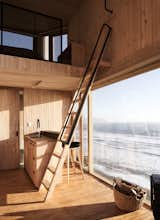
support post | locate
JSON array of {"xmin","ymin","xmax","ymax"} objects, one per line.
[
  {"xmin": 19, "ymin": 90, "xmax": 24, "ymax": 166},
  {"xmin": 67, "ymin": 147, "xmax": 70, "ymax": 184},
  {"xmin": 79, "ymin": 114, "xmax": 84, "ymax": 167},
  {"xmin": 88, "ymin": 91, "xmax": 93, "ymax": 173},
  {"xmin": 79, "ymin": 92, "xmax": 84, "ymax": 167},
  {"xmin": 49, "ymin": 35, "xmax": 53, "ymax": 61}
]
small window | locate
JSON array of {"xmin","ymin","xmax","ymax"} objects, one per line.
[
  {"xmin": 2, "ymin": 31, "xmax": 33, "ymax": 50},
  {"xmin": 62, "ymin": 34, "xmax": 68, "ymax": 51},
  {"xmin": 53, "ymin": 34, "xmax": 68, "ymax": 62}
]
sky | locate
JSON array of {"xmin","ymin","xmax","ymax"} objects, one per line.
[
  {"xmin": 1, "ymin": 31, "xmax": 33, "ymax": 50},
  {"xmin": 92, "ymin": 69, "xmax": 160, "ymax": 123}
]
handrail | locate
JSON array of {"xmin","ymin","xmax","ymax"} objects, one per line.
[{"xmin": 59, "ymin": 23, "xmax": 112, "ymax": 144}]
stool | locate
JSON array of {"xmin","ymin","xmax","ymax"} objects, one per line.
[{"xmin": 67, "ymin": 141, "xmax": 84, "ymax": 183}]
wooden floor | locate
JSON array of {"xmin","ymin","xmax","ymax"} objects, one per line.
[{"xmin": 0, "ymin": 168, "xmax": 153, "ymax": 220}]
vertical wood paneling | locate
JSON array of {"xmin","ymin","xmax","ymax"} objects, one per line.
[
  {"xmin": 0, "ymin": 88, "xmax": 20, "ymax": 170},
  {"xmin": 24, "ymin": 89, "xmax": 72, "ymax": 135},
  {"xmin": 109, "ymin": 0, "xmax": 160, "ymax": 63},
  {"xmin": 69, "ymin": 0, "xmax": 160, "ymax": 69}
]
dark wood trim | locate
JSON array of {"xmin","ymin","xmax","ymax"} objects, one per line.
[{"xmin": 49, "ymin": 35, "xmax": 53, "ymax": 61}]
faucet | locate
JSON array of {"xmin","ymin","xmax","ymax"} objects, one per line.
[{"xmin": 37, "ymin": 119, "xmax": 41, "ymax": 137}]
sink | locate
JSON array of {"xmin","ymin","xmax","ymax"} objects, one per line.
[
  {"xmin": 28, "ymin": 131, "xmax": 59, "ymax": 139},
  {"xmin": 29, "ymin": 132, "xmax": 42, "ymax": 138}
]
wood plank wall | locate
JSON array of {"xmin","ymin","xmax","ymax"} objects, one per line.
[
  {"xmin": 108, "ymin": 0, "xmax": 160, "ymax": 63},
  {"xmin": 69, "ymin": 0, "xmax": 160, "ymax": 86},
  {"xmin": 24, "ymin": 89, "xmax": 72, "ymax": 135},
  {"xmin": 69, "ymin": 0, "xmax": 110, "ymax": 65},
  {"xmin": 0, "ymin": 88, "xmax": 20, "ymax": 170}
]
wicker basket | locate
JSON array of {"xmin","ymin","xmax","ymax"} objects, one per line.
[{"xmin": 113, "ymin": 179, "xmax": 146, "ymax": 212}]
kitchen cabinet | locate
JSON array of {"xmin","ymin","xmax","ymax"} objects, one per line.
[{"xmin": 24, "ymin": 135, "xmax": 56, "ymax": 188}]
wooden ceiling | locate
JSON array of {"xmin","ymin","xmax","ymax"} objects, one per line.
[{"xmin": 3, "ymin": 0, "xmax": 83, "ymax": 25}]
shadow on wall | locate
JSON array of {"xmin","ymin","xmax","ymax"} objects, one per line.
[
  {"xmin": 0, "ymin": 88, "xmax": 19, "ymax": 170},
  {"xmin": 2, "ymin": 202, "xmax": 126, "ymax": 220}
]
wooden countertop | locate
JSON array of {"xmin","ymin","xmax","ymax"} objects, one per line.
[{"xmin": 25, "ymin": 135, "xmax": 56, "ymax": 146}]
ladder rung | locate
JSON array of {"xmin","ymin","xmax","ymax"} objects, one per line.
[
  {"xmin": 76, "ymin": 97, "xmax": 83, "ymax": 102},
  {"xmin": 80, "ymin": 87, "xmax": 86, "ymax": 93},
  {"xmin": 68, "ymin": 111, "xmax": 77, "ymax": 116},
  {"xmin": 52, "ymin": 152, "xmax": 61, "ymax": 159},
  {"xmin": 42, "ymin": 179, "xmax": 50, "ymax": 190},
  {"xmin": 62, "ymin": 133, "xmax": 69, "ymax": 136},
  {"xmin": 71, "ymin": 112, "xmax": 77, "ymax": 116},
  {"xmin": 71, "ymin": 98, "xmax": 81, "ymax": 104},
  {"xmin": 47, "ymin": 165, "xmax": 56, "ymax": 174},
  {"xmin": 63, "ymin": 126, "xmax": 71, "ymax": 129},
  {"xmin": 57, "ymin": 139, "xmax": 67, "ymax": 146},
  {"xmin": 85, "ymin": 73, "xmax": 92, "ymax": 79}
]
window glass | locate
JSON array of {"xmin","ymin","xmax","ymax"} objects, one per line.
[
  {"xmin": 92, "ymin": 68, "xmax": 160, "ymax": 199},
  {"xmin": 53, "ymin": 34, "xmax": 68, "ymax": 62},
  {"xmin": 2, "ymin": 31, "xmax": 33, "ymax": 50}
]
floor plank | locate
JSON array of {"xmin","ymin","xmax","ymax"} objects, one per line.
[{"xmin": 0, "ymin": 168, "xmax": 153, "ymax": 220}]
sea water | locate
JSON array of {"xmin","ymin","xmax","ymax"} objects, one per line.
[{"xmin": 83, "ymin": 122, "xmax": 160, "ymax": 197}]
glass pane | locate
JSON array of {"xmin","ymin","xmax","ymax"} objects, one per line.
[
  {"xmin": 53, "ymin": 34, "xmax": 68, "ymax": 62},
  {"xmin": 53, "ymin": 35, "xmax": 61, "ymax": 62},
  {"xmin": 3, "ymin": 31, "xmax": 33, "ymax": 50},
  {"xmin": 92, "ymin": 68, "xmax": 160, "ymax": 200},
  {"xmin": 62, "ymin": 34, "xmax": 68, "ymax": 51}
]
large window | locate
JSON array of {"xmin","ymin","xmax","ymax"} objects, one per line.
[{"xmin": 92, "ymin": 68, "xmax": 160, "ymax": 199}]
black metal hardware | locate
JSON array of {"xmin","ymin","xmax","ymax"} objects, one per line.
[
  {"xmin": 151, "ymin": 174, "xmax": 160, "ymax": 220},
  {"xmin": 105, "ymin": 0, "xmax": 113, "ymax": 14},
  {"xmin": 37, "ymin": 119, "xmax": 40, "ymax": 130}
]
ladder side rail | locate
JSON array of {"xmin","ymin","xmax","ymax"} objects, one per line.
[{"xmin": 67, "ymin": 26, "xmax": 112, "ymax": 145}]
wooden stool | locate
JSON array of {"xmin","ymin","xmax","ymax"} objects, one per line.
[{"xmin": 67, "ymin": 141, "xmax": 84, "ymax": 183}]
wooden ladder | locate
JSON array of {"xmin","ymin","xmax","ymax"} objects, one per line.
[{"xmin": 41, "ymin": 24, "xmax": 112, "ymax": 200}]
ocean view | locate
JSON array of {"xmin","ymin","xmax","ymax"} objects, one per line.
[{"xmin": 83, "ymin": 122, "xmax": 160, "ymax": 197}]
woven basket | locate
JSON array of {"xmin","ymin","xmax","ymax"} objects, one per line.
[{"xmin": 113, "ymin": 179, "xmax": 146, "ymax": 212}]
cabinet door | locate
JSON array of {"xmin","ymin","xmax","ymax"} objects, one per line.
[
  {"xmin": 24, "ymin": 139, "xmax": 37, "ymax": 185},
  {"xmin": 35, "ymin": 142, "xmax": 55, "ymax": 187},
  {"xmin": 0, "ymin": 88, "xmax": 20, "ymax": 170}
]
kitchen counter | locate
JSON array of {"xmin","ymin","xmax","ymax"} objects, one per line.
[
  {"xmin": 24, "ymin": 132, "xmax": 58, "ymax": 188},
  {"xmin": 25, "ymin": 135, "xmax": 56, "ymax": 146}
]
